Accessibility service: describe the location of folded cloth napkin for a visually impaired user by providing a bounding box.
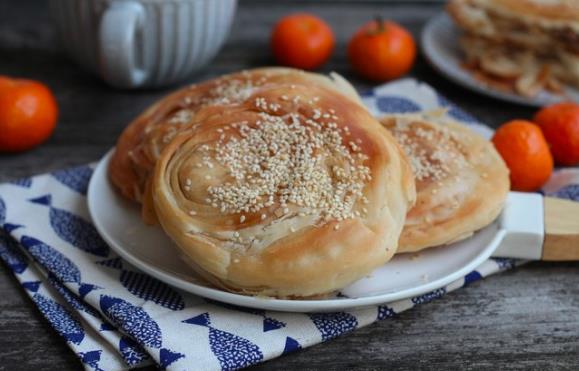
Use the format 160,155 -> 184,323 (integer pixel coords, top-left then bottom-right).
1,79 -> 578,371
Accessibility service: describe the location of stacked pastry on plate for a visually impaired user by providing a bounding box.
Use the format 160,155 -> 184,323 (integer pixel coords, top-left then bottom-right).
447,0 -> 579,96
109,68 -> 509,298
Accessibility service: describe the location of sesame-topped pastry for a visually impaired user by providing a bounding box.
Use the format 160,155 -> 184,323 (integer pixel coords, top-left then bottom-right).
108,67 -> 362,223
152,83 -> 416,298
380,112 -> 509,253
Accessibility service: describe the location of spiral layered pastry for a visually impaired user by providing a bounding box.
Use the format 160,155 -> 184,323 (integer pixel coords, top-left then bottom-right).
108,68 -> 362,222
380,112 -> 509,253
152,83 -> 416,298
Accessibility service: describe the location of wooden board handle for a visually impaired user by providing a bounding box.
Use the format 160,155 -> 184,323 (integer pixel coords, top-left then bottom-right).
542,197 -> 579,261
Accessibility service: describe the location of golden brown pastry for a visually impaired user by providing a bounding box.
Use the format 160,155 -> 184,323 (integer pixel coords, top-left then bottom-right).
447,0 -> 579,95
447,0 -> 579,52
108,68 -> 362,223
152,83 -> 416,298
380,112 -> 509,253
457,34 -> 576,96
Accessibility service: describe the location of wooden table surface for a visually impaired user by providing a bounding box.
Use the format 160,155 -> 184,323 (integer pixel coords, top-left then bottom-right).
1,1 -> 578,370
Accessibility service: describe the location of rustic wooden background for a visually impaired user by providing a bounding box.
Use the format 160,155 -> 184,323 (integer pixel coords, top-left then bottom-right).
1,0 -> 578,370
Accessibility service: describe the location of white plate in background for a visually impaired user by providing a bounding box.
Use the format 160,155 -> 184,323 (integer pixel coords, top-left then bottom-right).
422,13 -> 579,107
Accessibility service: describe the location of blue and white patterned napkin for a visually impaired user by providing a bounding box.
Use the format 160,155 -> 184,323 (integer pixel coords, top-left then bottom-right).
1,79 -> 578,371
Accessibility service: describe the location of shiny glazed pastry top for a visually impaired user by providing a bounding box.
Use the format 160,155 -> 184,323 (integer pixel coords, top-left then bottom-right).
380,112 -> 509,253
108,67 -> 361,222
152,82 -> 416,298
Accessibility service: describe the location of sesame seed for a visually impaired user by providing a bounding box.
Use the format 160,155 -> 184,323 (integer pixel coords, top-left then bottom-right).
240,215 -> 246,223
189,210 -> 197,216
255,97 -> 269,110
201,77 -> 257,106
269,103 -> 281,111
168,109 -> 194,124
200,102 -> 372,223
334,224 -> 340,231
385,118 -> 471,182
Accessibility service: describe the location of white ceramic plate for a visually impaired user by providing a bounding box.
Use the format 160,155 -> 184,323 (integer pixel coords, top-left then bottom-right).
422,13 -> 579,107
88,151 -> 505,312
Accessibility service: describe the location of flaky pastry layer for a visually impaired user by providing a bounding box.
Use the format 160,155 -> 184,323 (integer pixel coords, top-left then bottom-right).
448,0 -> 579,54
153,83 -> 416,297
380,112 -> 509,253
108,67 -> 363,223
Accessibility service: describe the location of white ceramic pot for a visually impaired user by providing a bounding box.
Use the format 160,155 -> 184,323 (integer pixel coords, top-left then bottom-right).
49,0 -> 237,88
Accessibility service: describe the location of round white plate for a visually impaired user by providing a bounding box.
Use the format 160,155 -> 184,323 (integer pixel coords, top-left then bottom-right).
88,150 -> 505,312
422,13 -> 579,107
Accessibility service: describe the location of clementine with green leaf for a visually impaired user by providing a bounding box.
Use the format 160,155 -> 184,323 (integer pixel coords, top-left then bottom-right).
271,13 -> 334,70
348,18 -> 416,81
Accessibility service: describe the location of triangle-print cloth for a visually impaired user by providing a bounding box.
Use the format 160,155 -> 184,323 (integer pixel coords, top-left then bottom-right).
1,79 -> 578,370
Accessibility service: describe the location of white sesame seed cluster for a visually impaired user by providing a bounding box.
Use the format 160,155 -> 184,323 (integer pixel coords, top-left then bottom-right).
196,99 -> 373,223
199,76 -> 262,106
159,78 -> 263,145
112,67 -> 364,209
167,109 -> 195,125
389,119 -> 470,182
